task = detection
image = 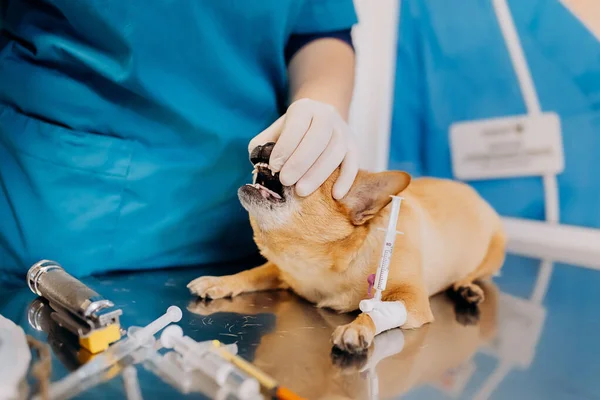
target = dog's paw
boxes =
[331,320,375,354]
[187,276,241,299]
[330,346,369,372]
[454,303,481,326]
[457,283,485,305]
[187,298,225,316]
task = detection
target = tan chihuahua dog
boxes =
[188,143,506,353]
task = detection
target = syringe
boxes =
[41,306,182,400]
[372,196,404,301]
[160,325,260,400]
[144,351,261,400]
[122,365,143,400]
[144,350,195,394]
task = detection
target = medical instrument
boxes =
[0,314,31,400]
[160,326,260,399]
[160,325,239,364]
[211,340,306,400]
[144,350,195,393]
[27,297,98,368]
[122,366,143,400]
[144,351,260,400]
[45,327,154,400]
[359,196,408,334]
[27,260,123,353]
[40,342,151,400]
[41,306,182,400]
[370,196,404,301]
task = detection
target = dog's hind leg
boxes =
[450,229,507,306]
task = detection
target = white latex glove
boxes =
[248,98,359,199]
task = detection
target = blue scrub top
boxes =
[0,0,357,277]
[390,0,600,228]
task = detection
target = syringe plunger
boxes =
[131,306,182,344]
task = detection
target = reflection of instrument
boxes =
[27,297,97,369]
[27,260,123,354]
[38,307,182,400]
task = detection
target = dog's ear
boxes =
[340,171,411,225]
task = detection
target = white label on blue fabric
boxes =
[449,112,564,181]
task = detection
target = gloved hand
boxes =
[249,98,358,199]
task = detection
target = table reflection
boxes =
[187,280,505,400]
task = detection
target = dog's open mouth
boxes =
[244,142,285,202]
[246,162,284,201]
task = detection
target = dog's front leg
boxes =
[188,262,288,299]
[331,283,433,353]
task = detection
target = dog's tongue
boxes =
[259,186,271,199]
[250,183,281,199]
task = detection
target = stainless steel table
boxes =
[1,254,599,400]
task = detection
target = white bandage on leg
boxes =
[359,299,407,335]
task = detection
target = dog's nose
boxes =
[250,142,275,165]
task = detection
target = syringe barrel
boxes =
[148,352,192,391]
[183,351,232,384]
[46,351,111,399]
[191,352,259,399]
[161,326,258,398]
[182,335,238,357]
[177,342,259,398]
[122,366,143,400]
[374,196,404,292]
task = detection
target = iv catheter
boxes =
[359,196,408,334]
[41,306,182,400]
[372,196,404,301]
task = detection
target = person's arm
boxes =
[249,0,359,199]
[287,37,356,120]
[250,38,358,199]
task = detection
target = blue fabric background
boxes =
[0,0,357,277]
